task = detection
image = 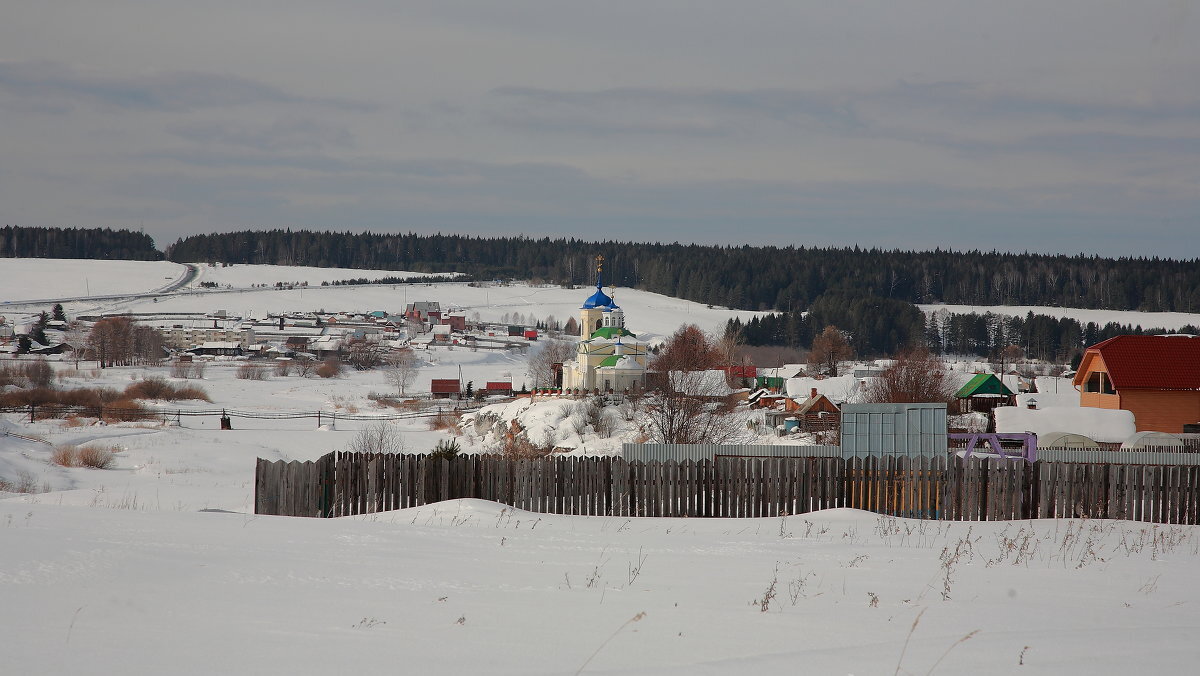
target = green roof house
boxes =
[954,373,1016,415]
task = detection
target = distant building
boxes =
[405,302,442,323]
[164,327,254,351]
[560,255,647,392]
[1073,334,1200,432]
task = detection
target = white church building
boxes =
[561,256,648,393]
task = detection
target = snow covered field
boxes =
[3,362,1200,674]
[191,262,448,288]
[0,258,187,302]
[922,303,1200,332]
[4,259,1200,673]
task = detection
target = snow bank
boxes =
[784,375,861,403]
[995,406,1136,444]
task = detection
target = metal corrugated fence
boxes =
[622,443,840,462]
[1038,447,1200,465]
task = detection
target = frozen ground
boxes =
[0,258,187,302]
[4,259,1200,673]
[922,303,1200,332]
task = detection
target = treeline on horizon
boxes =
[163,229,1200,313]
[7,226,1200,362]
[730,305,1200,364]
[1,225,161,261]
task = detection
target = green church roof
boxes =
[589,326,636,340]
[954,373,1015,398]
[598,355,622,367]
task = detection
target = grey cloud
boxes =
[487,86,864,137]
[0,61,373,112]
[169,118,355,152]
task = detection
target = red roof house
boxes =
[484,381,514,395]
[1072,335,1200,432]
[431,378,461,398]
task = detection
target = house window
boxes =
[1084,371,1115,395]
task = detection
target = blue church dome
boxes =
[582,287,614,309]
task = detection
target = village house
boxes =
[1072,334,1200,433]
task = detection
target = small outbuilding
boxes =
[954,373,1016,414]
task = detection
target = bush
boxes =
[496,434,556,459]
[427,410,462,434]
[51,445,80,467]
[78,445,116,469]
[236,364,268,380]
[125,377,173,400]
[347,422,405,454]
[51,444,116,469]
[172,385,211,401]
[102,398,155,422]
[0,360,55,388]
[24,360,54,388]
[274,360,293,376]
[429,438,461,461]
[123,379,212,402]
[316,358,342,379]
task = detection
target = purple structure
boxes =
[949,433,1037,462]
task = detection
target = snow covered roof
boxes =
[994,406,1136,444]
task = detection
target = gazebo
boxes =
[954,373,1016,414]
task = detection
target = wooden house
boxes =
[1072,335,1200,432]
[430,379,461,399]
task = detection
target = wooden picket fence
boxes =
[254,453,1200,524]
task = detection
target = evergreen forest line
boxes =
[164,229,1200,313]
[6,226,1200,361]
[1,225,161,261]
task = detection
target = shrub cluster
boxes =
[0,360,55,389]
[316,358,342,379]
[124,377,211,401]
[51,444,116,469]
[235,364,268,381]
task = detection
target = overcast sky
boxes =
[2,1,1197,257]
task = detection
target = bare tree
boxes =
[293,357,315,378]
[808,325,854,377]
[384,349,419,396]
[347,421,406,454]
[640,369,750,444]
[345,339,385,370]
[528,339,576,387]
[641,326,750,444]
[862,346,957,405]
[650,324,723,373]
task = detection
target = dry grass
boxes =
[122,378,211,402]
[497,435,556,459]
[428,410,463,434]
[78,445,116,469]
[102,398,156,422]
[51,445,80,467]
[316,359,342,378]
[51,444,118,469]
[0,471,41,494]
[235,364,268,380]
[61,415,87,428]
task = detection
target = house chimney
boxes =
[811,387,817,399]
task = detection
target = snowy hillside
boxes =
[0,258,187,302]
[922,303,1200,331]
[190,262,448,288]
